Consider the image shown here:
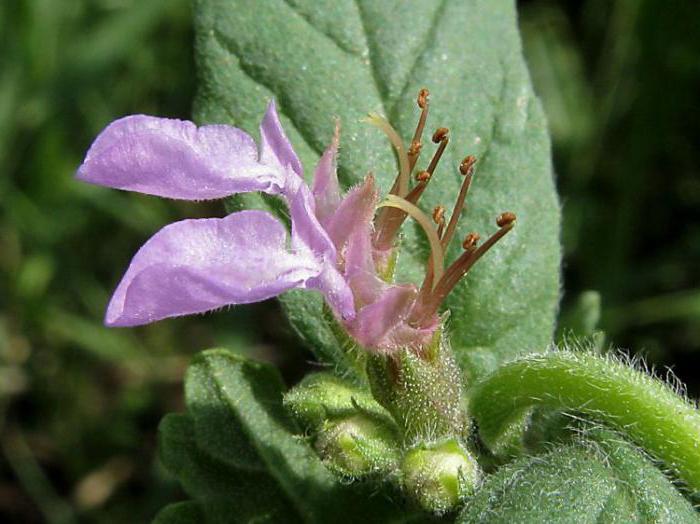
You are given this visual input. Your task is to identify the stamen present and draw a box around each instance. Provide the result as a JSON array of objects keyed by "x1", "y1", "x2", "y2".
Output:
[
  {"x1": 425, "y1": 128, "x2": 449, "y2": 175},
  {"x1": 370, "y1": 91, "x2": 440, "y2": 250},
  {"x1": 412, "y1": 213, "x2": 516, "y2": 326},
  {"x1": 417, "y1": 88, "x2": 429, "y2": 110},
  {"x1": 433, "y1": 206, "x2": 446, "y2": 238},
  {"x1": 461, "y1": 232, "x2": 480, "y2": 250},
  {"x1": 412, "y1": 230, "x2": 477, "y2": 323},
  {"x1": 377, "y1": 194, "x2": 445, "y2": 285},
  {"x1": 408, "y1": 140, "x2": 422, "y2": 159},
  {"x1": 416, "y1": 170, "x2": 431, "y2": 183},
  {"x1": 375, "y1": 171, "x2": 433, "y2": 249},
  {"x1": 404, "y1": 170, "x2": 432, "y2": 204},
  {"x1": 497, "y1": 211, "x2": 517, "y2": 228},
  {"x1": 441, "y1": 155, "x2": 476, "y2": 251},
  {"x1": 460, "y1": 155, "x2": 478, "y2": 176},
  {"x1": 432, "y1": 127, "x2": 449, "y2": 143},
  {"x1": 402, "y1": 129, "x2": 449, "y2": 210},
  {"x1": 408, "y1": 88, "x2": 430, "y2": 171},
  {"x1": 365, "y1": 113, "x2": 410, "y2": 197}
]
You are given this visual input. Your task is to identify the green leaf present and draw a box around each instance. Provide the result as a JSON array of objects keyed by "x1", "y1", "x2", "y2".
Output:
[
  {"x1": 185, "y1": 349, "x2": 348, "y2": 521},
  {"x1": 469, "y1": 350, "x2": 700, "y2": 496},
  {"x1": 460, "y1": 445, "x2": 619, "y2": 523},
  {"x1": 458, "y1": 432, "x2": 698, "y2": 523},
  {"x1": 592, "y1": 431, "x2": 699, "y2": 522},
  {"x1": 152, "y1": 502, "x2": 205, "y2": 524},
  {"x1": 158, "y1": 413, "x2": 298, "y2": 524},
  {"x1": 160, "y1": 349, "x2": 422, "y2": 523},
  {"x1": 193, "y1": 0, "x2": 561, "y2": 381}
]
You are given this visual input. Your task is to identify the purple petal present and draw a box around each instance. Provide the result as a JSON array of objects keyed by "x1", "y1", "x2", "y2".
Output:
[
  {"x1": 283, "y1": 172, "x2": 355, "y2": 320},
  {"x1": 259, "y1": 100, "x2": 303, "y2": 177},
  {"x1": 286, "y1": 173, "x2": 337, "y2": 259},
  {"x1": 106, "y1": 210, "x2": 321, "y2": 327},
  {"x1": 322, "y1": 175, "x2": 377, "y2": 252},
  {"x1": 344, "y1": 221, "x2": 385, "y2": 308},
  {"x1": 307, "y1": 260, "x2": 356, "y2": 321},
  {"x1": 78, "y1": 116, "x2": 283, "y2": 200},
  {"x1": 348, "y1": 285, "x2": 418, "y2": 350},
  {"x1": 383, "y1": 316, "x2": 439, "y2": 351},
  {"x1": 312, "y1": 124, "x2": 341, "y2": 222}
]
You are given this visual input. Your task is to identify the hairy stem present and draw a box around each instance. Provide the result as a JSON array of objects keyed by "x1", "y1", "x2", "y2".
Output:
[{"x1": 469, "y1": 351, "x2": 700, "y2": 495}]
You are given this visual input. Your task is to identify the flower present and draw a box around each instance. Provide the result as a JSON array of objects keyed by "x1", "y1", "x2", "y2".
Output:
[{"x1": 78, "y1": 91, "x2": 514, "y2": 354}]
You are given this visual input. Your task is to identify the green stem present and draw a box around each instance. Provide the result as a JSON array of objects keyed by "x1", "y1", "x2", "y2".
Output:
[{"x1": 469, "y1": 351, "x2": 700, "y2": 495}]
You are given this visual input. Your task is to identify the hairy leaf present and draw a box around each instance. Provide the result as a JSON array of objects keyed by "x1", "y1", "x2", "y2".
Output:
[
  {"x1": 469, "y1": 351, "x2": 700, "y2": 496},
  {"x1": 158, "y1": 413, "x2": 298, "y2": 523},
  {"x1": 158, "y1": 349, "x2": 421, "y2": 523},
  {"x1": 458, "y1": 432, "x2": 698, "y2": 523},
  {"x1": 152, "y1": 502, "x2": 205, "y2": 524},
  {"x1": 193, "y1": 0, "x2": 561, "y2": 381}
]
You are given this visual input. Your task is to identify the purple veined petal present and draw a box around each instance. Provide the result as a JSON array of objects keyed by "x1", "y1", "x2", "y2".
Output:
[
  {"x1": 285, "y1": 170, "x2": 337, "y2": 259},
  {"x1": 344, "y1": 221, "x2": 385, "y2": 308},
  {"x1": 105, "y1": 210, "x2": 321, "y2": 327},
  {"x1": 306, "y1": 259, "x2": 356, "y2": 321},
  {"x1": 77, "y1": 116, "x2": 284, "y2": 200},
  {"x1": 381, "y1": 315, "x2": 438, "y2": 352},
  {"x1": 312, "y1": 123, "x2": 341, "y2": 222},
  {"x1": 259, "y1": 100, "x2": 303, "y2": 178},
  {"x1": 283, "y1": 175, "x2": 356, "y2": 319},
  {"x1": 322, "y1": 175, "x2": 377, "y2": 252},
  {"x1": 348, "y1": 285, "x2": 418, "y2": 351}
]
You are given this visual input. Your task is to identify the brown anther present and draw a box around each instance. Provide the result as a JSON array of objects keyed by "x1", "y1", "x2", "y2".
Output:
[
  {"x1": 409, "y1": 90, "x2": 431, "y2": 172},
  {"x1": 412, "y1": 221, "x2": 515, "y2": 327},
  {"x1": 425, "y1": 136, "x2": 449, "y2": 176},
  {"x1": 462, "y1": 232, "x2": 480, "y2": 250},
  {"x1": 408, "y1": 140, "x2": 422, "y2": 157},
  {"x1": 496, "y1": 211, "x2": 517, "y2": 228},
  {"x1": 432, "y1": 205, "x2": 445, "y2": 225},
  {"x1": 417, "y1": 88, "x2": 429, "y2": 109},
  {"x1": 459, "y1": 155, "x2": 477, "y2": 176},
  {"x1": 432, "y1": 127, "x2": 449, "y2": 144},
  {"x1": 416, "y1": 170, "x2": 431, "y2": 182}
]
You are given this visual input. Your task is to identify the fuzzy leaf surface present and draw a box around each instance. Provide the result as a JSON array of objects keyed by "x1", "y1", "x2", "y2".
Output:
[
  {"x1": 458, "y1": 432, "x2": 698, "y2": 523},
  {"x1": 157, "y1": 349, "x2": 421, "y2": 523}
]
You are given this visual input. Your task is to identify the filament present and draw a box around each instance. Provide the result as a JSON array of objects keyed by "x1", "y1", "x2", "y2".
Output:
[
  {"x1": 365, "y1": 113, "x2": 410, "y2": 197},
  {"x1": 377, "y1": 194, "x2": 445, "y2": 285},
  {"x1": 441, "y1": 169, "x2": 474, "y2": 250}
]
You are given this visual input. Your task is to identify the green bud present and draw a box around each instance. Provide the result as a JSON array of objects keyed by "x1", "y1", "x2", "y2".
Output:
[
  {"x1": 283, "y1": 372, "x2": 392, "y2": 430},
  {"x1": 367, "y1": 332, "x2": 468, "y2": 443},
  {"x1": 315, "y1": 414, "x2": 401, "y2": 478},
  {"x1": 401, "y1": 439, "x2": 480, "y2": 514}
]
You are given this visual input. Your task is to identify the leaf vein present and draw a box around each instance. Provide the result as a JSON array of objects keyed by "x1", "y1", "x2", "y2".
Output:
[
  {"x1": 388, "y1": 0, "x2": 448, "y2": 120},
  {"x1": 281, "y1": 0, "x2": 364, "y2": 58},
  {"x1": 352, "y1": 0, "x2": 389, "y2": 117},
  {"x1": 211, "y1": 29, "x2": 324, "y2": 160}
]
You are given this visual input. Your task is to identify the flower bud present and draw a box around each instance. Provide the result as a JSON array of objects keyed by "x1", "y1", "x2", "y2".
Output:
[
  {"x1": 401, "y1": 439, "x2": 480, "y2": 514},
  {"x1": 283, "y1": 372, "x2": 392, "y2": 430},
  {"x1": 315, "y1": 414, "x2": 401, "y2": 478}
]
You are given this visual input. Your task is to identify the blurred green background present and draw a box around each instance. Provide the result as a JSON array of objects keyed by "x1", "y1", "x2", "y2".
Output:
[{"x1": 1, "y1": 0, "x2": 698, "y2": 522}]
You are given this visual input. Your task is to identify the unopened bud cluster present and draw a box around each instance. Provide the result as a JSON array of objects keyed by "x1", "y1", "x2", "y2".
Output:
[{"x1": 284, "y1": 333, "x2": 481, "y2": 514}]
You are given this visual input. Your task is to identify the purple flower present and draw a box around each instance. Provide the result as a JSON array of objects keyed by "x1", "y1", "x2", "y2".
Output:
[{"x1": 78, "y1": 92, "x2": 514, "y2": 354}]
